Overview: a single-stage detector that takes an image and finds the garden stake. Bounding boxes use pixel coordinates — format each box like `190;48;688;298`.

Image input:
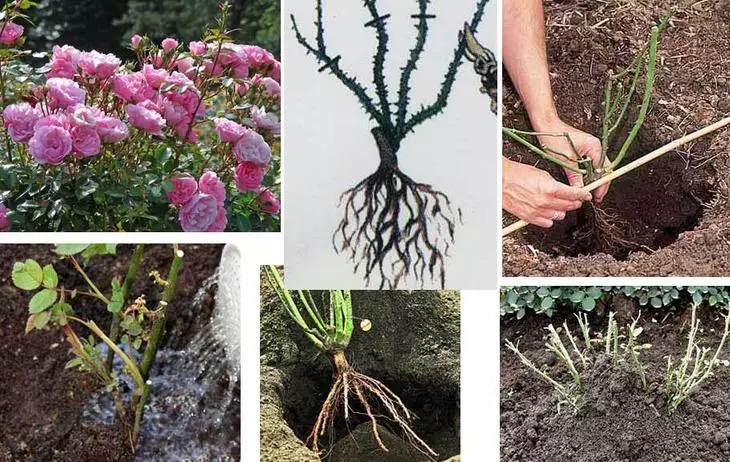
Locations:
292;0;488;289
502;115;730;237
264;266;437;460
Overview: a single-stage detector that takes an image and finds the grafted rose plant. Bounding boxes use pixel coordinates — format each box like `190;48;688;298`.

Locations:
0;1;280;231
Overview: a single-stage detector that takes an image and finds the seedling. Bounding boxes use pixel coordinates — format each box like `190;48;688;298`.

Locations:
292;0;487;289
13;244;184;450
665;303;730;414
263;266;437;459
624;314;649;390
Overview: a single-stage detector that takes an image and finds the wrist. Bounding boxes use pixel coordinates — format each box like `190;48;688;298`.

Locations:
529;108;562;132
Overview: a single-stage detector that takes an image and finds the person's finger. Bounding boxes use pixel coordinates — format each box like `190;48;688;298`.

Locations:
538;197;583;212
536;209;566;221
531;216;554;228
565;169;585;189
593;182;610;203
548;181;592;202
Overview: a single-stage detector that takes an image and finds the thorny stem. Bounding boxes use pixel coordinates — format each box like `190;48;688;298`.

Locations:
68;256;112;305
502;128;585;173
395;0;430;135
105;244;145;372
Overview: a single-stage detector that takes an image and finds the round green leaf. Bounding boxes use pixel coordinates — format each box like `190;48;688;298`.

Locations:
33;310;51;330
581;297;596;311
42;264;58;289
12;259;43;290
54;244;90;255
29;289;58;314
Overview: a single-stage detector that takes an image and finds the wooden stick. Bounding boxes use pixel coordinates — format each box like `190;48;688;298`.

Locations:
503;115;730;237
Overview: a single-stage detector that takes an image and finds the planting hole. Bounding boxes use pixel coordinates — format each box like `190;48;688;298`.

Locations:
522;140;714;260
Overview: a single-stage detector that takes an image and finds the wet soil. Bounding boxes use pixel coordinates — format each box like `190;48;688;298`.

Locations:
503;0;730;276
501;299;730;461
260;277;461;462
0;244;222;461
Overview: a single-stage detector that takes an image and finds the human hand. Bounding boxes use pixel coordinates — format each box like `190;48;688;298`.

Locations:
535;119;611;203
503;157;592;228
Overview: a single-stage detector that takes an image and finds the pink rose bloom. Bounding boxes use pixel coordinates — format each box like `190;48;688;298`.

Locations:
233;130;271;165
3;102;40;143
47;77;86;109
48;45;79;79
0;203;10;230
207;205;228;232
161;38;178;52
213;118;246;143
0;21;23;45
258;190;280;215
189;41;205;55
29;125;72;165
242;45;275;67
251;106;280;137
35;114;70;131
179;193;220;231
259;77;280;97
166;172;198;206
113;72;154;103
176;57;194;75
199;171;226;203
78;50;121;79
126;103;166;136
161;97;188;126
70;125;101;158
234;82;249;95
130;34;143;48
269;61;281;82
96;115;128;143
203;59;223;77
234;161;264;192
174;121;198;143
142;64;169;89
69;105;97;128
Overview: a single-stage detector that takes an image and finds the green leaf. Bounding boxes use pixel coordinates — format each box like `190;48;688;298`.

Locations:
12;259;43;290
29;289;58;313
65;357;83;370
33;310;51;330
650;297;662;308
54;244;90;255
540;297;555;310
42;264;58;289
581;297;596;311
107;277;124;313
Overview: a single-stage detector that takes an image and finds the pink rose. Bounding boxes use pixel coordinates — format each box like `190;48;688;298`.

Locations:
142;64;169;89
29;125;72;165
96;115;129;143
48;45;79;79
213;118;246;143
259;77;280;97
234;161;264;192
208;205;228;232
0;22;23;45
166;172;198;206
189;41;205;55
126;103;166;136
35;114;70;131
130;34;143;48
78;50;121;79
176;57;194;75
258;190;280;215
233;130;271;165
3;102;40;143
251;106;280;136
173;121;197;143
242;45;275;67
69;105;97;128
0;203;11;230
70;125;101;158
234;83;249;95
161;38;178;52
47;77;86;109
269;61;281;82
179;193;220;231
113;72;154;103
198;171;226;203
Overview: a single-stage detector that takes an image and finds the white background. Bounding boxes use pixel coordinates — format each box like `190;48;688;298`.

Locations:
283;0;499;289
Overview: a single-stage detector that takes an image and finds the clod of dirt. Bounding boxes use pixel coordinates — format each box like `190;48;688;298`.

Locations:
329;422;431;462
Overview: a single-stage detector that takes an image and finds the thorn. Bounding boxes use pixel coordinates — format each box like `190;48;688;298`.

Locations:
318;55;341;73
411;13;436;20
365;14;391;28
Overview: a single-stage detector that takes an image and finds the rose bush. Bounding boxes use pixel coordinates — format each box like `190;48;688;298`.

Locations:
0;1;280;231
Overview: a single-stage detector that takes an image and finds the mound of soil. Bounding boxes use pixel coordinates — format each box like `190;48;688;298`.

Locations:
0;244;222;461
501;300;730;461
260;282;461;462
503;0;730;276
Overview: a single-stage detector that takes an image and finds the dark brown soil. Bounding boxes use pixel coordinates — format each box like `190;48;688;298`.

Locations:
0;244;221;461
503;0;730;276
501;299;730;461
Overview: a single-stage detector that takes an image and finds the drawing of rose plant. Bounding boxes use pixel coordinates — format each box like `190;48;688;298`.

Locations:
0;0;280;231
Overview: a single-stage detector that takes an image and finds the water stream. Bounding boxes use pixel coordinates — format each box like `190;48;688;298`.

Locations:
83;245;241;461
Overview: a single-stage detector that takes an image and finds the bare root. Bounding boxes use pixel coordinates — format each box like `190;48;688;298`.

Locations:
308;354;437;460
332;165;459;289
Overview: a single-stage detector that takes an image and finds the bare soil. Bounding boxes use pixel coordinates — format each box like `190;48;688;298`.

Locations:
0;244;222;461
501;298;730;461
503;0;730;276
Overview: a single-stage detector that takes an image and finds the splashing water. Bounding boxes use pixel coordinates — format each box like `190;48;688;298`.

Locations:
84;245;241;460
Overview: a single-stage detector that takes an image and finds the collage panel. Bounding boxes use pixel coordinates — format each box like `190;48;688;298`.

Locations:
0;244;240;460
501;285;730;461
283;0;499;290
502;0;730;276
260;266;461;461
0;0;280;232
